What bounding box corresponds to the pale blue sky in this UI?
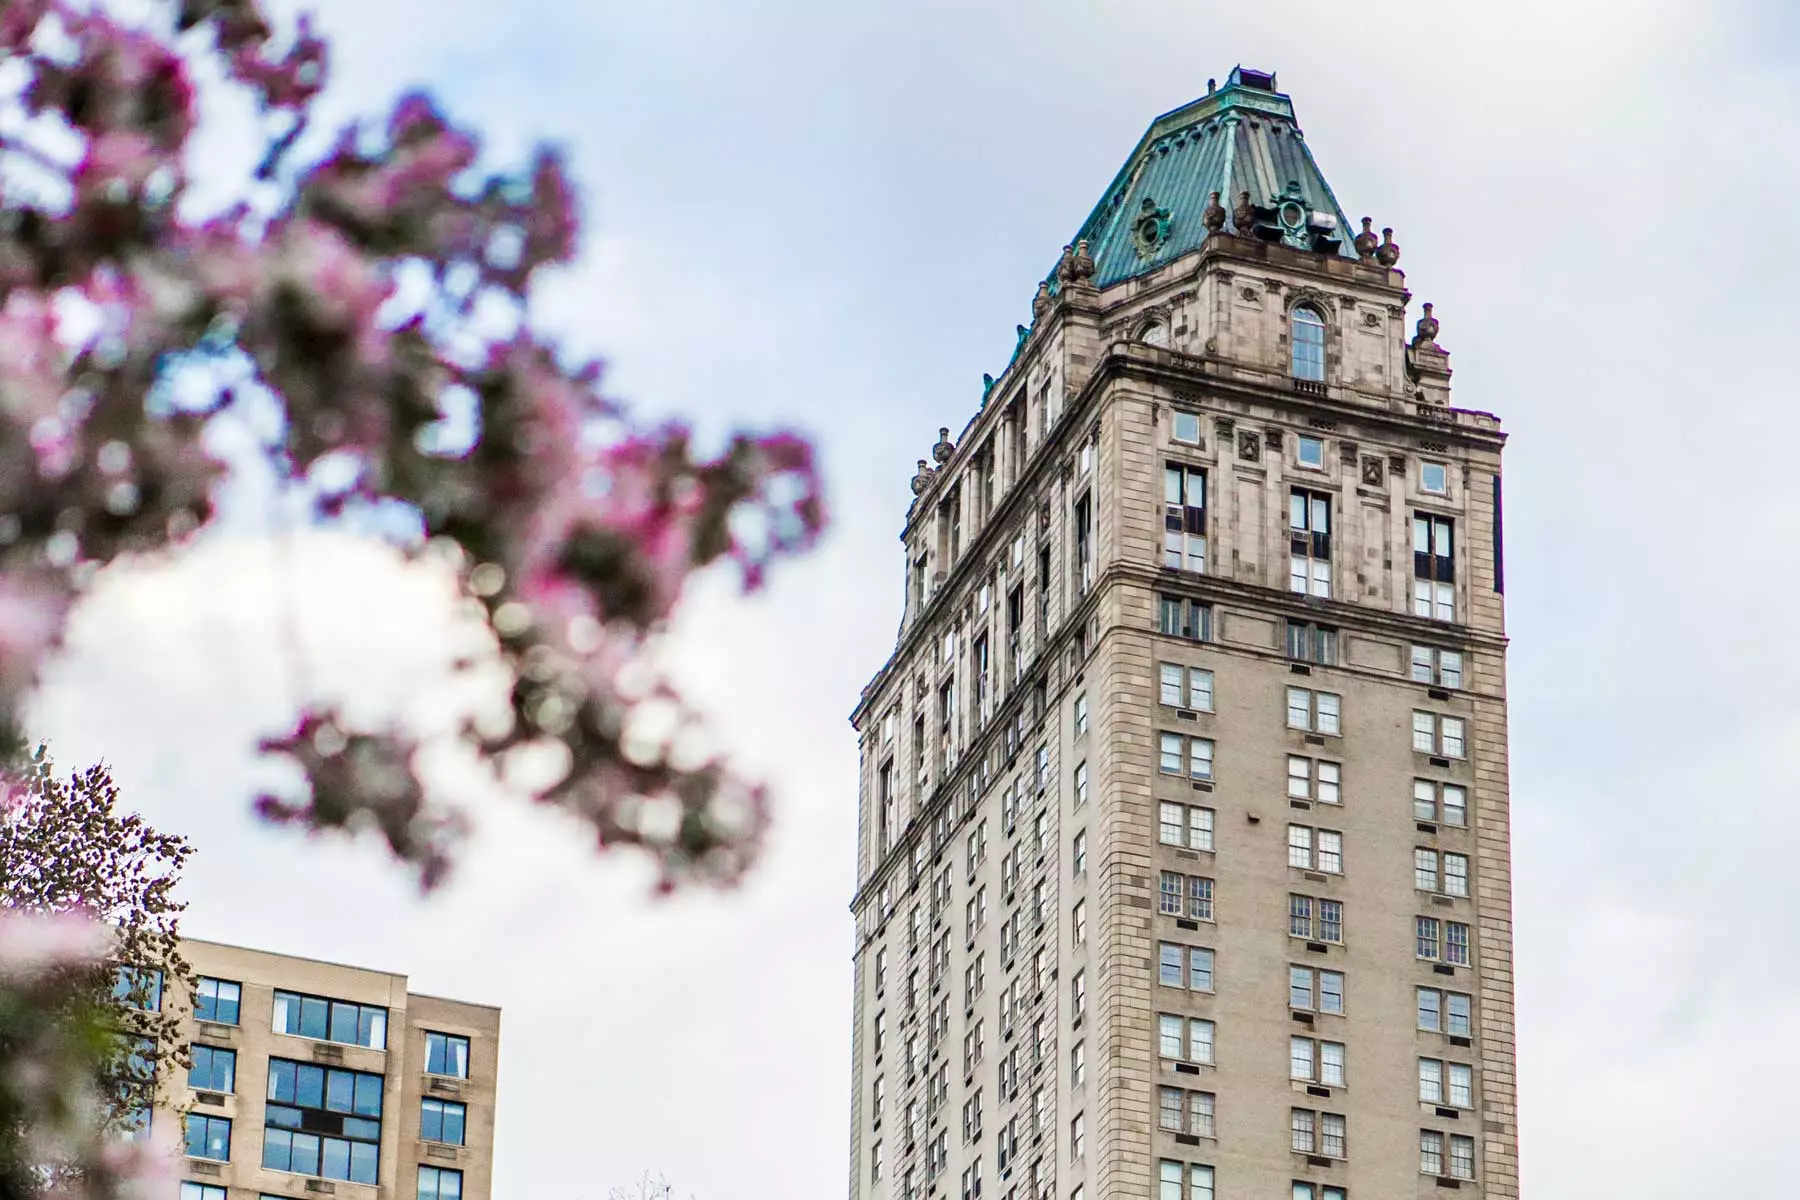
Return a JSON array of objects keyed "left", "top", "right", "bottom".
[{"left": 25, "top": 1, "right": 1800, "bottom": 1196}]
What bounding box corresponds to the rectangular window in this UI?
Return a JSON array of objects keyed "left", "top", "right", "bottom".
[
  {"left": 1160, "top": 874, "right": 1183, "bottom": 917},
  {"left": 1290, "top": 895, "right": 1342, "bottom": 942},
  {"left": 420, "top": 1098, "right": 466, "bottom": 1146},
  {"left": 1286, "top": 688, "right": 1340, "bottom": 735},
  {"left": 1073, "top": 761, "right": 1088, "bottom": 808},
  {"left": 1320, "top": 1112, "right": 1346, "bottom": 1158},
  {"left": 113, "top": 966, "right": 163, "bottom": 1012},
  {"left": 272, "top": 991, "right": 387, "bottom": 1050},
  {"left": 194, "top": 977, "right": 241, "bottom": 1025},
  {"left": 1414, "top": 779, "right": 1468, "bottom": 826},
  {"left": 1411, "top": 645, "right": 1464, "bottom": 689},
  {"left": 1159, "top": 663, "right": 1213, "bottom": 711},
  {"left": 1159, "top": 732, "right": 1183, "bottom": 775},
  {"left": 1157, "top": 595, "right": 1211, "bottom": 642},
  {"left": 1187, "top": 877, "right": 1214, "bottom": 922},
  {"left": 1157, "top": 1014, "right": 1213, "bottom": 1064},
  {"left": 1285, "top": 620, "right": 1338, "bottom": 666},
  {"left": 1421, "top": 460, "right": 1449, "bottom": 494},
  {"left": 1173, "top": 411, "right": 1201, "bottom": 444},
  {"left": 1290, "top": 1108, "right": 1315, "bottom": 1154},
  {"left": 264, "top": 1058, "right": 383, "bottom": 1184},
  {"left": 189, "top": 1045, "right": 236, "bottom": 1093},
  {"left": 1157, "top": 802, "right": 1214, "bottom": 851},
  {"left": 1289, "top": 489, "right": 1332, "bottom": 597},
  {"left": 180, "top": 1186, "right": 225, "bottom": 1200},
  {"left": 1412, "top": 712, "right": 1466, "bottom": 758},
  {"left": 1447, "top": 922, "right": 1471, "bottom": 965},
  {"left": 1188, "top": 738, "right": 1213, "bottom": 780},
  {"left": 418, "top": 1166, "right": 464, "bottom": 1200},
  {"left": 183, "top": 1114, "right": 231, "bottom": 1161},
  {"left": 1074, "top": 492, "right": 1093, "bottom": 595},
  {"left": 1073, "top": 693, "right": 1088, "bottom": 736},
  {"left": 1413, "top": 514, "right": 1456, "bottom": 621},
  {"left": 1420, "top": 1131, "right": 1444, "bottom": 1177},
  {"left": 1163, "top": 464, "right": 1207, "bottom": 573},
  {"left": 1072, "top": 829, "right": 1087, "bottom": 875},
  {"left": 1450, "top": 1134, "right": 1476, "bottom": 1180},
  {"left": 1287, "top": 756, "right": 1341, "bottom": 804},
  {"left": 425, "top": 1032, "right": 471, "bottom": 1078}
]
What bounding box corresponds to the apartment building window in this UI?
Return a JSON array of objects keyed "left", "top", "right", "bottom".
[
  {"left": 1036, "top": 745, "right": 1051, "bottom": 793},
  {"left": 963, "top": 1019, "right": 985, "bottom": 1073},
  {"left": 1072, "top": 900, "right": 1087, "bottom": 948},
  {"left": 967, "top": 821, "right": 988, "bottom": 877},
  {"left": 113, "top": 966, "right": 163, "bottom": 1011},
  {"left": 1157, "top": 942, "right": 1215, "bottom": 991},
  {"left": 1421, "top": 460, "right": 1449, "bottom": 494},
  {"left": 194, "top": 977, "right": 241, "bottom": 1025},
  {"left": 189, "top": 1045, "right": 235, "bottom": 1092},
  {"left": 1413, "top": 779, "right": 1468, "bottom": 826},
  {"left": 1414, "top": 848, "right": 1471, "bottom": 897},
  {"left": 1289, "top": 1037, "right": 1347, "bottom": 1086},
  {"left": 1070, "top": 1112, "right": 1085, "bottom": 1161},
  {"left": 1158, "top": 1087, "right": 1216, "bottom": 1138},
  {"left": 1289, "top": 490, "right": 1332, "bottom": 597},
  {"left": 1163, "top": 464, "right": 1207, "bottom": 573},
  {"left": 1420, "top": 1131, "right": 1476, "bottom": 1181},
  {"left": 1073, "top": 761, "right": 1088, "bottom": 808},
  {"left": 1071, "top": 970, "right": 1085, "bottom": 1020},
  {"left": 1159, "top": 1161, "right": 1215, "bottom": 1200},
  {"left": 939, "top": 682, "right": 958, "bottom": 770},
  {"left": 1157, "top": 595, "right": 1211, "bottom": 641},
  {"left": 1158, "top": 663, "right": 1214, "bottom": 711},
  {"left": 1411, "top": 645, "right": 1463, "bottom": 688},
  {"left": 1157, "top": 1014, "right": 1215, "bottom": 1065},
  {"left": 1158, "top": 733, "right": 1213, "bottom": 780},
  {"left": 1413, "top": 514, "right": 1455, "bottom": 621},
  {"left": 421, "top": 1098, "right": 466, "bottom": 1146},
  {"left": 873, "top": 1011, "right": 886, "bottom": 1059},
  {"left": 1450, "top": 1134, "right": 1477, "bottom": 1180},
  {"left": 975, "top": 634, "right": 992, "bottom": 726},
  {"left": 183, "top": 1113, "right": 230, "bottom": 1161},
  {"left": 1071, "top": 1041, "right": 1086, "bottom": 1088},
  {"left": 1411, "top": 711, "right": 1465, "bottom": 758},
  {"left": 1073, "top": 693, "right": 1088, "bottom": 736},
  {"left": 1292, "top": 309, "right": 1327, "bottom": 380},
  {"left": 1072, "top": 829, "right": 1087, "bottom": 876},
  {"left": 1286, "top": 687, "right": 1340, "bottom": 735},
  {"left": 1073, "top": 491, "right": 1093, "bottom": 596},
  {"left": 1157, "top": 802, "right": 1214, "bottom": 851},
  {"left": 1006, "top": 585, "right": 1025, "bottom": 684},
  {"left": 968, "top": 888, "right": 989, "bottom": 939},
  {"left": 1173, "top": 410, "right": 1201, "bottom": 444},
  {"left": 959, "top": 1156, "right": 983, "bottom": 1200},
  {"left": 264, "top": 1059, "right": 383, "bottom": 1183},
  {"left": 180, "top": 1185, "right": 225, "bottom": 1200},
  {"left": 1288, "top": 895, "right": 1344, "bottom": 943},
  {"left": 1158, "top": 875, "right": 1215, "bottom": 922},
  {"left": 1286, "top": 757, "right": 1341, "bottom": 804},
  {"left": 1289, "top": 966, "right": 1345, "bottom": 1015},
  {"left": 1417, "top": 987, "right": 1473, "bottom": 1036},
  {"left": 1291, "top": 1109, "right": 1346, "bottom": 1158},
  {"left": 1291, "top": 1186, "right": 1346, "bottom": 1200},
  {"left": 1285, "top": 620, "right": 1338, "bottom": 665},
  {"left": 962, "top": 1091, "right": 983, "bottom": 1143},
  {"left": 423, "top": 1030, "right": 469, "bottom": 1079},
  {"left": 1287, "top": 826, "right": 1343, "bottom": 874},
  {"left": 273, "top": 991, "right": 387, "bottom": 1050},
  {"left": 1419, "top": 1058, "right": 1474, "bottom": 1109},
  {"left": 418, "top": 1166, "right": 463, "bottom": 1200},
  {"left": 1415, "top": 917, "right": 1472, "bottom": 965}
]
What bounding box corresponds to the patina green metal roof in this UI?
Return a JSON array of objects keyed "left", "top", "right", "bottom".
[{"left": 1057, "top": 67, "right": 1358, "bottom": 290}]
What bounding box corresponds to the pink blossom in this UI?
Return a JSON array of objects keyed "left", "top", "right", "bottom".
[
  {"left": 0, "top": 909, "right": 109, "bottom": 981},
  {"left": 0, "top": 290, "right": 67, "bottom": 428},
  {"left": 0, "top": 570, "right": 74, "bottom": 696}
]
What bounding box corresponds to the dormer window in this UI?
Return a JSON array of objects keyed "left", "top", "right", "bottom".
[{"left": 1291, "top": 306, "right": 1327, "bottom": 381}]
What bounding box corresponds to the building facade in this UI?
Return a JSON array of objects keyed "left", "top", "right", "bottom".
[
  {"left": 164, "top": 938, "right": 499, "bottom": 1200},
  {"left": 847, "top": 68, "right": 1515, "bottom": 1200}
]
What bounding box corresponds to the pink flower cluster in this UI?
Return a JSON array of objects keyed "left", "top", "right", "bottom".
[{"left": 0, "top": 1, "right": 826, "bottom": 892}]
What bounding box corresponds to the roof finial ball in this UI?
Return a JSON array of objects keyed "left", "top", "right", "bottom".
[
  {"left": 1413, "top": 302, "right": 1440, "bottom": 350},
  {"left": 932, "top": 427, "right": 955, "bottom": 465},
  {"left": 1376, "top": 226, "right": 1401, "bottom": 268},
  {"left": 1354, "top": 217, "right": 1378, "bottom": 260},
  {"left": 1202, "top": 191, "right": 1227, "bottom": 234}
]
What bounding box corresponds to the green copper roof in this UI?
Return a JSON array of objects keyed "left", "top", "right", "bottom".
[{"left": 1057, "top": 67, "right": 1358, "bottom": 290}]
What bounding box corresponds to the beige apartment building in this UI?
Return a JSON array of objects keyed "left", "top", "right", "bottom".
[
  {"left": 847, "top": 68, "right": 1516, "bottom": 1200},
  {"left": 158, "top": 939, "right": 499, "bottom": 1200}
]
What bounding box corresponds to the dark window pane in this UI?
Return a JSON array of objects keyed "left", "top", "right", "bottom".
[{"left": 266, "top": 1105, "right": 301, "bottom": 1130}]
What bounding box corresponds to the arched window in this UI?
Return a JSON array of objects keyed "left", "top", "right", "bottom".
[
  {"left": 1138, "top": 321, "right": 1168, "bottom": 348},
  {"left": 1291, "top": 306, "right": 1327, "bottom": 381}
]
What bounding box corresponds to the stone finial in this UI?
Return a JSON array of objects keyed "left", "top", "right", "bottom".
[
  {"left": 931, "top": 427, "right": 954, "bottom": 465},
  {"left": 1353, "top": 216, "right": 1378, "bottom": 259},
  {"left": 1032, "top": 280, "right": 1053, "bottom": 320},
  {"left": 1412, "top": 302, "right": 1440, "bottom": 349},
  {"left": 910, "top": 459, "right": 933, "bottom": 495},
  {"left": 1376, "top": 227, "right": 1401, "bottom": 268},
  {"left": 1201, "top": 191, "right": 1227, "bottom": 234},
  {"left": 1231, "top": 190, "right": 1256, "bottom": 234},
  {"left": 1055, "top": 243, "right": 1076, "bottom": 283},
  {"left": 1067, "top": 239, "right": 1095, "bottom": 284}
]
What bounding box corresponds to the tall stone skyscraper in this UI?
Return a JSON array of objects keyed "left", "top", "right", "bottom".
[{"left": 846, "top": 68, "right": 1516, "bottom": 1200}]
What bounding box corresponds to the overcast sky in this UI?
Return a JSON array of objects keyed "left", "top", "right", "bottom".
[{"left": 22, "top": 1, "right": 1800, "bottom": 1196}]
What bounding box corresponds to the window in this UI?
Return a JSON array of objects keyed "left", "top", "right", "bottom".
[
  {"left": 194, "top": 977, "right": 241, "bottom": 1025},
  {"left": 1073, "top": 761, "right": 1088, "bottom": 808},
  {"left": 418, "top": 1166, "right": 463, "bottom": 1200},
  {"left": 264, "top": 1058, "right": 383, "bottom": 1184},
  {"left": 1289, "top": 1037, "right": 1346, "bottom": 1086},
  {"left": 1157, "top": 874, "right": 1214, "bottom": 922},
  {"left": 1420, "top": 1130, "right": 1444, "bottom": 1177},
  {"left": 1072, "top": 829, "right": 1087, "bottom": 876},
  {"left": 1157, "top": 801, "right": 1214, "bottom": 851},
  {"left": 1071, "top": 1041, "right": 1085, "bottom": 1088},
  {"left": 1288, "top": 895, "right": 1344, "bottom": 943},
  {"left": 1291, "top": 1109, "right": 1346, "bottom": 1158},
  {"left": 1421, "top": 461, "right": 1449, "bottom": 494},
  {"left": 1157, "top": 732, "right": 1213, "bottom": 780},
  {"left": 1073, "top": 693, "right": 1088, "bottom": 736},
  {"left": 1291, "top": 308, "right": 1327, "bottom": 380},
  {"left": 1285, "top": 620, "right": 1338, "bottom": 665},
  {"left": 112, "top": 966, "right": 163, "bottom": 1011},
  {"left": 1173, "top": 411, "right": 1201, "bottom": 444},
  {"left": 1158, "top": 1161, "right": 1215, "bottom": 1200},
  {"left": 189, "top": 1045, "right": 236, "bottom": 1092},
  {"left": 1413, "top": 779, "right": 1468, "bottom": 826},
  {"left": 1289, "top": 489, "right": 1331, "bottom": 597},
  {"left": 1412, "top": 711, "right": 1465, "bottom": 758},
  {"left": 1291, "top": 1186, "right": 1347, "bottom": 1200},
  {"left": 1157, "top": 595, "right": 1211, "bottom": 641},
  {"left": 1411, "top": 645, "right": 1463, "bottom": 689},
  {"left": 1286, "top": 757, "right": 1341, "bottom": 804},
  {"left": 1163, "top": 464, "right": 1207, "bottom": 573},
  {"left": 421, "top": 1098, "right": 466, "bottom": 1145},
  {"left": 1419, "top": 1058, "right": 1474, "bottom": 1108},
  {"left": 1071, "top": 970, "right": 1085, "bottom": 1020},
  {"left": 1417, "top": 987, "right": 1473, "bottom": 1037},
  {"left": 1157, "top": 1014, "right": 1214, "bottom": 1064},
  {"left": 181, "top": 1186, "right": 225, "bottom": 1200},
  {"left": 272, "top": 991, "right": 387, "bottom": 1050},
  {"left": 1450, "top": 1133, "right": 1476, "bottom": 1179},
  {"left": 1158, "top": 662, "right": 1213, "bottom": 712},
  {"left": 1288, "top": 826, "right": 1343, "bottom": 874},
  {"left": 1415, "top": 918, "right": 1473, "bottom": 965},
  {"left": 1289, "top": 966, "right": 1345, "bottom": 1015},
  {"left": 1158, "top": 1088, "right": 1216, "bottom": 1138},
  {"left": 1157, "top": 942, "right": 1215, "bottom": 991},
  {"left": 1286, "top": 688, "right": 1340, "bottom": 736},
  {"left": 1073, "top": 491, "right": 1093, "bottom": 595},
  {"left": 425, "top": 1031, "right": 471, "bottom": 1078},
  {"left": 183, "top": 1113, "right": 231, "bottom": 1161},
  {"left": 1070, "top": 1112, "right": 1085, "bottom": 1160},
  {"left": 1414, "top": 849, "right": 1470, "bottom": 897},
  {"left": 1413, "top": 514, "right": 1455, "bottom": 621}
]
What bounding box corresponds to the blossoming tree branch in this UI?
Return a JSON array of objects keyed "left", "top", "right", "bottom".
[{"left": 0, "top": 0, "right": 826, "bottom": 891}]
